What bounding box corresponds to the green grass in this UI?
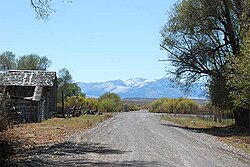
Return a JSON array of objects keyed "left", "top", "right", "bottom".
[{"left": 161, "top": 115, "right": 232, "bottom": 129}]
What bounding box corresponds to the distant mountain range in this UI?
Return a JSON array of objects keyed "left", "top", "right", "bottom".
[{"left": 77, "top": 78, "right": 207, "bottom": 99}]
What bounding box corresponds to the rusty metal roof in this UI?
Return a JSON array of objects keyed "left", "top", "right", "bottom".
[{"left": 0, "top": 70, "right": 56, "bottom": 87}]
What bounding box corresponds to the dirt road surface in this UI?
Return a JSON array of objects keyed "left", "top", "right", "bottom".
[{"left": 17, "top": 110, "right": 250, "bottom": 167}]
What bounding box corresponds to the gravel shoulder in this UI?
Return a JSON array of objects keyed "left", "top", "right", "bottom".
[{"left": 15, "top": 110, "right": 250, "bottom": 167}]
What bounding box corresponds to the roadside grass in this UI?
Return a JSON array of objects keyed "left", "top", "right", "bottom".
[
  {"left": 0, "top": 113, "right": 113, "bottom": 162},
  {"left": 162, "top": 115, "right": 250, "bottom": 154}
]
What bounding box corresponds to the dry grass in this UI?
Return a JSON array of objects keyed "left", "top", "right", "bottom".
[
  {"left": 162, "top": 115, "right": 250, "bottom": 154},
  {"left": 162, "top": 115, "right": 232, "bottom": 128},
  {"left": 0, "top": 113, "right": 113, "bottom": 151}
]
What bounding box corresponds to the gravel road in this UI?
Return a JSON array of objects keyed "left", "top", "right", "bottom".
[{"left": 17, "top": 110, "right": 250, "bottom": 167}]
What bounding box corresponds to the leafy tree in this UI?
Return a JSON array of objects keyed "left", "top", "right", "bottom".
[
  {"left": 160, "top": 0, "right": 249, "bottom": 126},
  {"left": 228, "top": 31, "right": 250, "bottom": 109},
  {"left": 58, "top": 68, "right": 72, "bottom": 85},
  {"left": 227, "top": 30, "right": 250, "bottom": 126},
  {"left": 160, "top": 0, "right": 247, "bottom": 82},
  {"left": 0, "top": 51, "right": 16, "bottom": 70},
  {"left": 98, "top": 93, "right": 122, "bottom": 112},
  {"left": 0, "top": 52, "right": 52, "bottom": 71},
  {"left": 150, "top": 98, "right": 168, "bottom": 113},
  {"left": 67, "top": 83, "right": 81, "bottom": 97},
  {"left": 150, "top": 98, "right": 198, "bottom": 114},
  {"left": 57, "top": 68, "right": 81, "bottom": 103},
  {"left": 99, "top": 93, "right": 122, "bottom": 104},
  {"left": 17, "top": 54, "right": 51, "bottom": 70},
  {"left": 176, "top": 99, "right": 198, "bottom": 114},
  {"left": 39, "top": 56, "right": 52, "bottom": 70}
]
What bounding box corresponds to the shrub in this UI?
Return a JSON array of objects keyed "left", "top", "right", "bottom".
[
  {"left": 99, "top": 98, "right": 118, "bottom": 112},
  {"left": 83, "top": 98, "right": 98, "bottom": 111},
  {"left": 98, "top": 93, "right": 122, "bottom": 112},
  {"left": 150, "top": 98, "right": 199, "bottom": 114},
  {"left": 127, "top": 104, "right": 140, "bottom": 111},
  {"left": 65, "top": 94, "right": 85, "bottom": 109}
]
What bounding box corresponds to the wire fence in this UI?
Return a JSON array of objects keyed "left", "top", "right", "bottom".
[{"left": 196, "top": 106, "right": 235, "bottom": 125}]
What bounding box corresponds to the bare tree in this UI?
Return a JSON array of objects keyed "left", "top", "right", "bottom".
[
  {"left": 30, "top": 0, "right": 55, "bottom": 20},
  {"left": 29, "top": 0, "right": 73, "bottom": 20}
]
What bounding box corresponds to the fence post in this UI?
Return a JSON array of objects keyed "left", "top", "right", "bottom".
[
  {"left": 227, "top": 110, "right": 229, "bottom": 125},
  {"left": 222, "top": 110, "right": 224, "bottom": 124},
  {"left": 214, "top": 107, "right": 217, "bottom": 123},
  {"left": 218, "top": 109, "right": 222, "bottom": 123},
  {"left": 62, "top": 89, "right": 65, "bottom": 118}
]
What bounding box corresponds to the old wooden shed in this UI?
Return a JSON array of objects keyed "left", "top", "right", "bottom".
[{"left": 0, "top": 70, "right": 57, "bottom": 122}]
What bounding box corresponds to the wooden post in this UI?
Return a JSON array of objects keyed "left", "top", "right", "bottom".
[
  {"left": 214, "top": 107, "right": 217, "bottom": 123},
  {"left": 218, "top": 109, "right": 222, "bottom": 123},
  {"left": 227, "top": 110, "right": 229, "bottom": 125},
  {"left": 61, "top": 89, "right": 65, "bottom": 118},
  {"left": 249, "top": 108, "right": 250, "bottom": 134}
]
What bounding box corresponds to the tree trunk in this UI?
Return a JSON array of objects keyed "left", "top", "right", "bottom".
[{"left": 233, "top": 108, "right": 249, "bottom": 128}]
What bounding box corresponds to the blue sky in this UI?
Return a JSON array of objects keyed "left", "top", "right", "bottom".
[{"left": 0, "top": 0, "right": 177, "bottom": 82}]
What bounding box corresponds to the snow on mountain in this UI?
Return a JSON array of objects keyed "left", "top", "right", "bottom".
[
  {"left": 124, "top": 78, "right": 150, "bottom": 87},
  {"left": 77, "top": 78, "right": 206, "bottom": 99},
  {"left": 77, "top": 79, "right": 128, "bottom": 97}
]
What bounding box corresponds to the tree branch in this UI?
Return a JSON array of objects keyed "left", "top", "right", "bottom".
[{"left": 30, "top": 0, "right": 55, "bottom": 20}]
